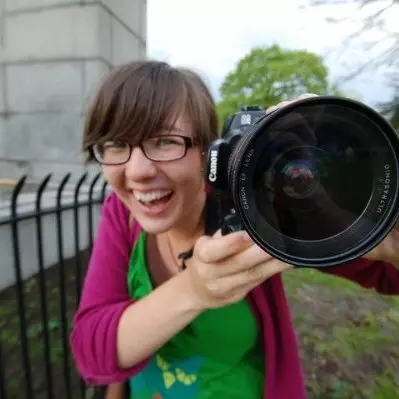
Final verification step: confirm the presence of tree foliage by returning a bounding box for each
[217,45,340,125]
[304,0,398,79]
[305,0,399,120]
[304,0,399,128]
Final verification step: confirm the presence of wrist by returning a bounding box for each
[174,269,207,314]
[377,251,399,268]
[389,257,399,269]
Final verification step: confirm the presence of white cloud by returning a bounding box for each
[147,0,398,105]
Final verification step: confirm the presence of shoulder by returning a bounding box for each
[101,191,129,227]
[102,191,141,245]
[102,191,128,215]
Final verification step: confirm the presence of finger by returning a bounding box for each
[276,100,292,108]
[214,242,273,277]
[239,258,293,288]
[296,93,318,100]
[212,229,223,238]
[266,101,291,114]
[266,105,277,114]
[210,259,292,297]
[195,230,253,263]
[362,247,379,260]
[266,94,318,114]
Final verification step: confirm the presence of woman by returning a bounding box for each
[70,60,399,399]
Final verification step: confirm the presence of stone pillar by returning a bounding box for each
[0,0,147,180]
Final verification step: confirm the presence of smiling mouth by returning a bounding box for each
[133,190,174,208]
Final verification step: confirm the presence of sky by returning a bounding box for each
[146,0,398,107]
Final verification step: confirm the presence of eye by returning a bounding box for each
[153,136,183,147]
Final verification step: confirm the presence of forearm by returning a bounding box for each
[324,258,399,295]
[105,382,126,399]
[117,270,203,368]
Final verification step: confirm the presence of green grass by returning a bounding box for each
[0,253,89,399]
[283,268,399,399]
[1,257,398,398]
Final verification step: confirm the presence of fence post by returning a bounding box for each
[0,171,107,399]
[10,175,34,399]
[35,173,55,399]
[55,174,73,399]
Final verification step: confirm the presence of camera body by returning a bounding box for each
[204,105,266,236]
[203,96,399,267]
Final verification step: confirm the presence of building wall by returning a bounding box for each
[0,0,147,180]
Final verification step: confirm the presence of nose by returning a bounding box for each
[125,146,158,181]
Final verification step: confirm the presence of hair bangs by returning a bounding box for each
[83,61,218,162]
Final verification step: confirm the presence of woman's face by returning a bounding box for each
[102,114,206,234]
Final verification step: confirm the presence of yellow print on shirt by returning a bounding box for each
[155,354,199,389]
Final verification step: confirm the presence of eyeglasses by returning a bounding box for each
[91,134,196,165]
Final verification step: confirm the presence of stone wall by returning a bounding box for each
[0,0,147,180]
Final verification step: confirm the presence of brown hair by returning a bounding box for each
[82,60,219,162]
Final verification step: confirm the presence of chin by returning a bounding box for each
[134,215,178,235]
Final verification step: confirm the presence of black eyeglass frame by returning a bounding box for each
[90,135,197,165]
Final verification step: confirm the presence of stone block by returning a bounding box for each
[0,117,6,158]
[30,161,87,181]
[4,0,73,12]
[99,0,141,36]
[0,114,35,161]
[32,113,84,162]
[1,112,83,162]
[82,59,110,106]
[0,0,147,180]
[30,162,102,187]
[111,18,141,66]
[140,0,147,42]
[0,159,31,179]
[97,6,113,63]
[0,65,5,113]
[4,4,112,62]
[6,62,83,113]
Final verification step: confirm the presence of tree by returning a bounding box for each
[303,0,399,81]
[217,45,340,124]
[303,0,399,127]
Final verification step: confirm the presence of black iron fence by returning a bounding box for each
[0,172,108,399]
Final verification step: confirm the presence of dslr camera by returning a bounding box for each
[204,96,399,268]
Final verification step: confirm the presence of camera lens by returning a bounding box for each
[229,97,399,267]
[280,159,317,199]
[259,128,374,242]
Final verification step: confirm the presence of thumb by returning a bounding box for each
[362,245,381,261]
[213,228,223,238]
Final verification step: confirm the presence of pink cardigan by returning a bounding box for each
[70,192,399,398]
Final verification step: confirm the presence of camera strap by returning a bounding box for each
[177,248,194,271]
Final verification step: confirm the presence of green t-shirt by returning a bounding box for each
[127,231,264,399]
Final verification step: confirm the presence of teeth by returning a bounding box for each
[133,190,172,203]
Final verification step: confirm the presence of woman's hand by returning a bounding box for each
[265,92,318,113]
[363,221,399,267]
[184,230,292,310]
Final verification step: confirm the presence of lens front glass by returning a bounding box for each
[254,113,373,241]
[235,100,399,264]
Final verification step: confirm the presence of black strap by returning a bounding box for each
[177,248,194,270]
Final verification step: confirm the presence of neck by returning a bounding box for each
[165,195,206,260]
